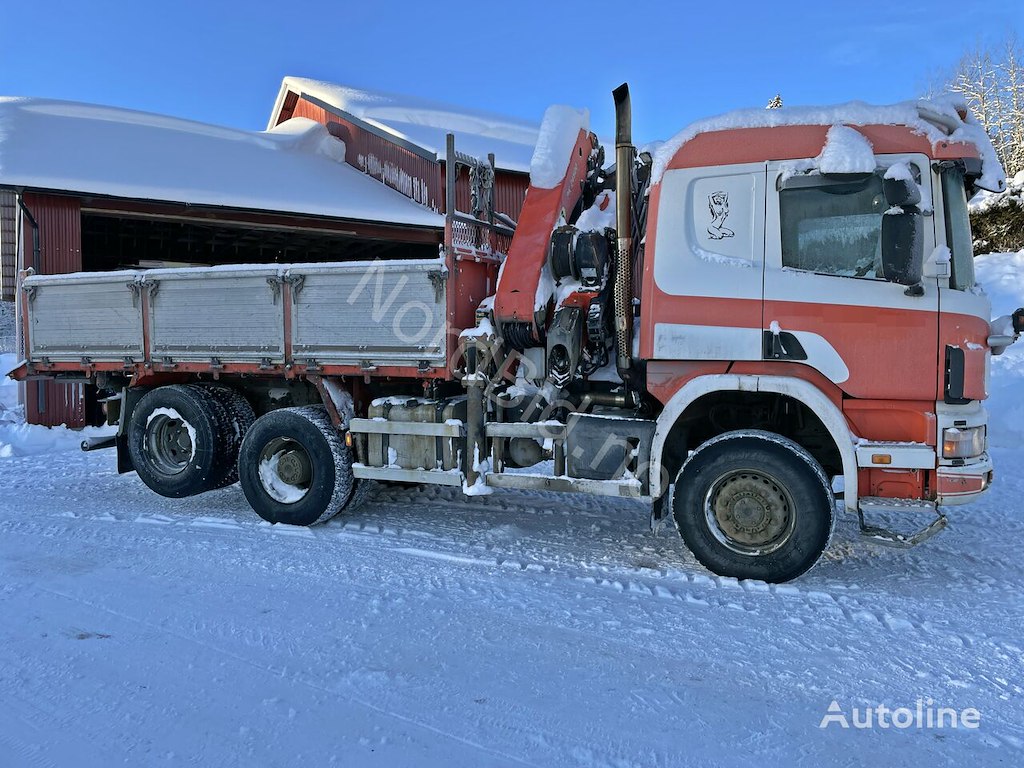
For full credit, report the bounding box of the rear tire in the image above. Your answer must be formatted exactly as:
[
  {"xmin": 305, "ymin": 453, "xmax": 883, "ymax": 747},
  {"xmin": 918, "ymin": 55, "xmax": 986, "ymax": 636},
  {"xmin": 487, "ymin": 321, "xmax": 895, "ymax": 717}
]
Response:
[
  {"xmin": 128, "ymin": 384, "xmax": 233, "ymax": 498},
  {"xmin": 200, "ymin": 384, "xmax": 256, "ymax": 488},
  {"xmin": 238, "ymin": 406, "xmax": 355, "ymax": 526},
  {"xmin": 673, "ymin": 430, "xmax": 834, "ymax": 583}
]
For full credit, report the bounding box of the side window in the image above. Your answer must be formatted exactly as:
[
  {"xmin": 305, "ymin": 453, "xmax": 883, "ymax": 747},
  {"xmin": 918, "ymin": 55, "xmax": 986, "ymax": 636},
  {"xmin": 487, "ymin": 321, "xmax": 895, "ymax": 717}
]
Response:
[
  {"xmin": 691, "ymin": 175, "xmax": 756, "ymax": 265},
  {"xmin": 940, "ymin": 167, "xmax": 976, "ymax": 290},
  {"xmin": 778, "ymin": 170, "xmax": 917, "ymax": 279}
]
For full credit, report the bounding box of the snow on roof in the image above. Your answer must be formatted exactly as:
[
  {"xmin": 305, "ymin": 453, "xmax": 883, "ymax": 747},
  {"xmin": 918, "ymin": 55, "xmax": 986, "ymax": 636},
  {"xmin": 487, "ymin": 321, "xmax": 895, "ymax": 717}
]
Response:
[
  {"xmin": 0, "ymin": 97, "xmax": 444, "ymax": 228},
  {"xmin": 650, "ymin": 97, "xmax": 1006, "ymax": 192},
  {"xmin": 272, "ymin": 77, "xmax": 540, "ymax": 173}
]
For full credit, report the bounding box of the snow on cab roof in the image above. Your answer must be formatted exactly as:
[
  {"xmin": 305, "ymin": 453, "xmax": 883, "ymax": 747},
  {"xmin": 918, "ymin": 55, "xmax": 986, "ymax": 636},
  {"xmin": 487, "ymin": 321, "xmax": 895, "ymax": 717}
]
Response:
[
  {"xmin": 650, "ymin": 97, "xmax": 1005, "ymax": 192},
  {"xmin": 272, "ymin": 77, "xmax": 540, "ymax": 173},
  {"xmin": 0, "ymin": 97, "xmax": 445, "ymax": 228}
]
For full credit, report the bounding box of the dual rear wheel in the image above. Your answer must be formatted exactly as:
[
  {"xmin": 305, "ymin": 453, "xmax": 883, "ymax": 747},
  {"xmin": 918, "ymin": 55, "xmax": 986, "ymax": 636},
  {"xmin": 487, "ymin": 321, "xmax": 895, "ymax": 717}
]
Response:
[{"xmin": 129, "ymin": 387, "xmax": 364, "ymax": 525}]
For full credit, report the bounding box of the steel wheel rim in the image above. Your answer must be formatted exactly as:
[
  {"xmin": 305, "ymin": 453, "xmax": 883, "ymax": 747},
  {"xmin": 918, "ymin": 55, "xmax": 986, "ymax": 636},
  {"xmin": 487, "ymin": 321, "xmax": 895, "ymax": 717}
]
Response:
[
  {"xmin": 703, "ymin": 469, "xmax": 796, "ymax": 556},
  {"xmin": 258, "ymin": 437, "xmax": 313, "ymax": 504},
  {"xmin": 145, "ymin": 414, "xmax": 194, "ymax": 475}
]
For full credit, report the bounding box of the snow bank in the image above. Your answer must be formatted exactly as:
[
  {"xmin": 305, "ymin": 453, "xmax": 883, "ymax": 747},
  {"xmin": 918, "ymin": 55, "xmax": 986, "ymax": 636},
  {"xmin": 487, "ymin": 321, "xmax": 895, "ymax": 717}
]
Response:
[
  {"xmin": 651, "ymin": 97, "xmax": 1006, "ymax": 190},
  {"xmin": 1, "ymin": 349, "xmax": 114, "ymax": 458},
  {"xmin": 529, "ymin": 105, "xmax": 590, "ymax": 189},
  {"xmin": 0, "ymin": 422, "xmax": 114, "ymax": 458},
  {"xmin": 272, "ymin": 77, "xmax": 540, "ymax": 172},
  {"xmin": 816, "ymin": 125, "xmax": 875, "ymax": 174},
  {"xmin": 976, "ymin": 250, "xmax": 1024, "ymax": 447},
  {"xmin": 970, "ymin": 170, "xmax": 1024, "ymax": 214},
  {"xmin": 1, "ymin": 352, "xmax": 19, "ymax": 424},
  {"xmin": 0, "ymin": 98, "xmax": 444, "ymax": 228}
]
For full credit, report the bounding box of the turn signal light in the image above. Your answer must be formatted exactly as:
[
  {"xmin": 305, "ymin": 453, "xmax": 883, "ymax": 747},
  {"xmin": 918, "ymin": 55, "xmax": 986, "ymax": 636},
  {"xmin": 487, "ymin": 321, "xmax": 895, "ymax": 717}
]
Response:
[{"xmin": 871, "ymin": 454, "xmax": 892, "ymax": 465}]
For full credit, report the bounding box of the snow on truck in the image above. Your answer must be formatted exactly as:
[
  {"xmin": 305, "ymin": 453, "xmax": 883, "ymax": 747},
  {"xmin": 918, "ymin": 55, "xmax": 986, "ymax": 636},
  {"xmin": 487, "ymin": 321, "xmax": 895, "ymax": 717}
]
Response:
[{"xmin": 10, "ymin": 85, "xmax": 1023, "ymax": 583}]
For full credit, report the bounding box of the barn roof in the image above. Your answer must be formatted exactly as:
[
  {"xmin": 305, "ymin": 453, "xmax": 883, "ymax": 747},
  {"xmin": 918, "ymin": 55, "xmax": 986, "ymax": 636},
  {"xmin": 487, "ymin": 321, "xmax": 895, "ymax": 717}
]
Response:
[
  {"xmin": 271, "ymin": 77, "xmax": 540, "ymax": 173},
  {"xmin": 0, "ymin": 97, "xmax": 445, "ymax": 228}
]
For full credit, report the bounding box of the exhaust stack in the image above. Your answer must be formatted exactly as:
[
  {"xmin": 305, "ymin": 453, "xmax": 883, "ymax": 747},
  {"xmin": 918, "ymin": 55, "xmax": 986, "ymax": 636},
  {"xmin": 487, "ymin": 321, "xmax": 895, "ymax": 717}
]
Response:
[{"xmin": 612, "ymin": 83, "xmax": 635, "ymax": 379}]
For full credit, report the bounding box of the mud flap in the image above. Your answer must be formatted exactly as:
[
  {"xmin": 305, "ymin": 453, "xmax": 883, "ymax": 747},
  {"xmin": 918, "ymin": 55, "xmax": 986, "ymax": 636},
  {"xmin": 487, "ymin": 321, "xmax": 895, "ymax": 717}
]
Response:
[{"xmin": 650, "ymin": 485, "xmax": 673, "ymax": 533}]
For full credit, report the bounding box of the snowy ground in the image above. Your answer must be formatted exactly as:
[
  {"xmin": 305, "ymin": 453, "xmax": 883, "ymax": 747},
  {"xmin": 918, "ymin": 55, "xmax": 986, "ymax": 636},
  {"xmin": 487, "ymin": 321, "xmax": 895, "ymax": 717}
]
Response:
[{"xmin": 1, "ymin": 252, "xmax": 1022, "ymax": 768}]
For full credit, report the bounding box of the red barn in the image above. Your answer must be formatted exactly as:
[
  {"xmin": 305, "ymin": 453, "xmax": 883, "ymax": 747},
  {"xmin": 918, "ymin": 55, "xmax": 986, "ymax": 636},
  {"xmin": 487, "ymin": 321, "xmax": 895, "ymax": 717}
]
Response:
[{"xmin": 0, "ymin": 80, "xmax": 539, "ymax": 426}]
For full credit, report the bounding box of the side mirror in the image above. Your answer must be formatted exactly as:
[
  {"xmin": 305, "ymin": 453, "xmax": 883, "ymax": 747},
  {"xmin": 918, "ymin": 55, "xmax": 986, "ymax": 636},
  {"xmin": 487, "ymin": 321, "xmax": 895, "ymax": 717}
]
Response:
[
  {"xmin": 881, "ymin": 208, "xmax": 924, "ymax": 286},
  {"xmin": 883, "ymin": 176, "xmax": 921, "ymax": 207}
]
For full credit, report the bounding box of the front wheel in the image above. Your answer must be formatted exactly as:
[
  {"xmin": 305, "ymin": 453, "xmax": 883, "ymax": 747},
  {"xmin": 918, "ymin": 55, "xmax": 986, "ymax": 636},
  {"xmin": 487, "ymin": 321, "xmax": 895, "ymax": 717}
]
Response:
[
  {"xmin": 238, "ymin": 406, "xmax": 356, "ymax": 526},
  {"xmin": 673, "ymin": 430, "xmax": 834, "ymax": 583}
]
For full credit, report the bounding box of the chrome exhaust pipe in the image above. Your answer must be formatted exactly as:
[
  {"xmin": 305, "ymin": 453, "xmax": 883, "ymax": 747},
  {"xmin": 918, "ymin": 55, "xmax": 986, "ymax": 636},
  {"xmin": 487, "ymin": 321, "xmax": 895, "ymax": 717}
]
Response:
[{"xmin": 612, "ymin": 83, "xmax": 635, "ymax": 379}]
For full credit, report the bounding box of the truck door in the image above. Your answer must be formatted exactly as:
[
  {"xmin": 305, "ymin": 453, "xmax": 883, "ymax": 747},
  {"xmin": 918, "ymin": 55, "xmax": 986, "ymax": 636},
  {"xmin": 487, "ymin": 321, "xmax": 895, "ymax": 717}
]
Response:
[
  {"xmin": 644, "ymin": 162, "xmax": 767, "ymax": 362},
  {"xmin": 933, "ymin": 163, "xmax": 991, "ymax": 404},
  {"xmin": 762, "ymin": 155, "xmax": 939, "ymax": 401}
]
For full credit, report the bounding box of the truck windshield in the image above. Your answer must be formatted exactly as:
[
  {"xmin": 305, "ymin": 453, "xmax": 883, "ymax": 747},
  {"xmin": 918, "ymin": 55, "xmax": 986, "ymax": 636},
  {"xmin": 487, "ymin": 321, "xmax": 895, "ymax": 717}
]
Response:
[
  {"xmin": 940, "ymin": 167, "xmax": 975, "ymax": 290},
  {"xmin": 779, "ymin": 174, "xmax": 886, "ymax": 279}
]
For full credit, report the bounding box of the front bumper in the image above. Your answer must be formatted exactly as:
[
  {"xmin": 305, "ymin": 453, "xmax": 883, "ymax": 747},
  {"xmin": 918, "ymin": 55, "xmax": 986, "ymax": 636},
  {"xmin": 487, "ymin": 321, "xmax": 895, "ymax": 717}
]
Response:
[{"xmin": 935, "ymin": 454, "xmax": 993, "ymax": 505}]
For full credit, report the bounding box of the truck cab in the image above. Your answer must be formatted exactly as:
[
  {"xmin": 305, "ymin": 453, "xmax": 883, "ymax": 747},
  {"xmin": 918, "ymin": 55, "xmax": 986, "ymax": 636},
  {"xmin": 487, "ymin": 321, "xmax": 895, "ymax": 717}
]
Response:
[{"xmin": 641, "ymin": 117, "xmax": 1000, "ymax": 521}]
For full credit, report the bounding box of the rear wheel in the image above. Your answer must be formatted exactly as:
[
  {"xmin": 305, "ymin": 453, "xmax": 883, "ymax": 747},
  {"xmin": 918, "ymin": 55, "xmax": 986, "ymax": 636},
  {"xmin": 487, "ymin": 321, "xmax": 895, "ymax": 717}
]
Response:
[
  {"xmin": 128, "ymin": 384, "xmax": 233, "ymax": 498},
  {"xmin": 238, "ymin": 406, "xmax": 356, "ymax": 526},
  {"xmin": 199, "ymin": 384, "xmax": 256, "ymax": 488},
  {"xmin": 673, "ymin": 430, "xmax": 834, "ymax": 583}
]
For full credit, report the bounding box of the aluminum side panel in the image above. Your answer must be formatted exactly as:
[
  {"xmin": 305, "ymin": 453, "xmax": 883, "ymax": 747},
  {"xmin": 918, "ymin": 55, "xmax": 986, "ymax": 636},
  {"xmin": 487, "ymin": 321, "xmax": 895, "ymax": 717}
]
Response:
[
  {"xmin": 28, "ymin": 275, "xmax": 142, "ymax": 361},
  {"xmin": 148, "ymin": 269, "xmax": 285, "ymax": 363},
  {"xmin": 290, "ymin": 264, "xmax": 447, "ymax": 367}
]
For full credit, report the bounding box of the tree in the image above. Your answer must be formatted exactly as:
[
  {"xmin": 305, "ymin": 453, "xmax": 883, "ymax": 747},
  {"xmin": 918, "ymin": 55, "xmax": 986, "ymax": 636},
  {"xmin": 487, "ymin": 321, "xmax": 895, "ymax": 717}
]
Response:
[
  {"xmin": 943, "ymin": 35, "xmax": 1024, "ymax": 178},
  {"xmin": 939, "ymin": 36, "xmax": 1024, "ymax": 253}
]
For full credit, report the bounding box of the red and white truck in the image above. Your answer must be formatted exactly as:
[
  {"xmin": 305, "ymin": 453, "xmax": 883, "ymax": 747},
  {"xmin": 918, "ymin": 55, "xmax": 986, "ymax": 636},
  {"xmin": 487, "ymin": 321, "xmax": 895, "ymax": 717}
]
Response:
[{"xmin": 11, "ymin": 85, "xmax": 1022, "ymax": 582}]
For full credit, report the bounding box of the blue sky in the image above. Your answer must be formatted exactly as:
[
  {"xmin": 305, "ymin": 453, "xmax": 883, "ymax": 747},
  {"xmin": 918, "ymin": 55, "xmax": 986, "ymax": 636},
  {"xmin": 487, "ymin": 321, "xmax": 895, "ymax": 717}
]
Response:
[{"xmin": 1, "ymin": 0, "xmax": 1020, "ymax": 144}]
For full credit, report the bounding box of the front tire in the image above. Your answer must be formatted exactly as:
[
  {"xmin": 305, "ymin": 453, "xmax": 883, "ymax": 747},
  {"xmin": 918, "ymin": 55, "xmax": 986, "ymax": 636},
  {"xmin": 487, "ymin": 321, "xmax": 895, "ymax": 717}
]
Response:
[
  {"xmin": 673, "ymin": 430, "xmax": 834, "ymax": 583},
  {"xmin": 238, "ymin": 406, "xmax": 355, "ymax": 526}
]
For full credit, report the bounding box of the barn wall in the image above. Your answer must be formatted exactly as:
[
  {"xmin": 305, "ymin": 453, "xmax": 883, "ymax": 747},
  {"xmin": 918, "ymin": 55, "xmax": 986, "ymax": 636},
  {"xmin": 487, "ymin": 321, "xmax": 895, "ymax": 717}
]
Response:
[
  {"xmin": 287, "ymin": 97, "xmax": 445, "ymax": 213},
  {"xmin": 0, "ymin": 190, "xmax": 15, "ymax": 301},
  {"xmin": 21, "ymin": 193, "xmax": 85, "ymax": 428},
  {"xmin": 493, "ymin": 173, "xmax": 529, "ymax": 223}
]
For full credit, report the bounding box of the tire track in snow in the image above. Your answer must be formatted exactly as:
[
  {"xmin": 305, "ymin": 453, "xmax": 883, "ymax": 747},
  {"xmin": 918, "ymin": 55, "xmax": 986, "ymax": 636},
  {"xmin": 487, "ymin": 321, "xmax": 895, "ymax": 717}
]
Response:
[{"xmin": 7, "ymin": 508, "xmax": 1024, "ymax": 670}]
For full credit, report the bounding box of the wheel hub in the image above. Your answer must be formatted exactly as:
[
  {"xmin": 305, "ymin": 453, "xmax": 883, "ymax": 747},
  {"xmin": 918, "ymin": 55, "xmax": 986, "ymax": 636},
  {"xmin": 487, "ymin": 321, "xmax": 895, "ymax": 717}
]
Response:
[
  {"xmin": 257, "ymin": 437, "xmax": 313, "ymax": 505},
  {"xmin": 705, "ymin": 471, "xmax": 795, "ymax": 555},
  {"xmin": 146, "ymin": 414, "xmax": 193, "ymax": 475},
  {"xmin": 276, "ymin": 449, "xmax": 311, "ymax": 485}
]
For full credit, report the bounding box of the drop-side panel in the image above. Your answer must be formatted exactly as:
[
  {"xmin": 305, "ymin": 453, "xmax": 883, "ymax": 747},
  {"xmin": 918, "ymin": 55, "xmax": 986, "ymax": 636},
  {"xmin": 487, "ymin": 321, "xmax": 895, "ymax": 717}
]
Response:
[
  {"xmin": 26, "ymin": 272, "xmax": 143, "ymax": 361},
  {"xmin": 147, "ymin": 268, "xmax": 285, "ymax": 363},
  {"xmin": 290, "ymin": 261, "xmax": 447, "ymax": 368}
]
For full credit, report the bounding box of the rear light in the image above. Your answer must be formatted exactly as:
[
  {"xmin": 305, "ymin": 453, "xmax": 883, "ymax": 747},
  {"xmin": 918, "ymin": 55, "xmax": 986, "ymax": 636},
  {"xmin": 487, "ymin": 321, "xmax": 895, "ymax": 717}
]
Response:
[{"xmin": 942, "ymin": 426, "xmax": 985, "ymax": 459}]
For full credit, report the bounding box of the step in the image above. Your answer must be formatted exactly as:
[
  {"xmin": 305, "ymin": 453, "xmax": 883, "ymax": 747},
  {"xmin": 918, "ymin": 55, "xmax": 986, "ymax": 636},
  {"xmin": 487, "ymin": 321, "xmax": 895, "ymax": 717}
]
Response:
[
  {"xmin": 485, "ymin": 472, "xmax": 643, "ymax": 498},
  {"xmin": 352, "ymin": 464, "xmax": 463, "ymax": 487}
]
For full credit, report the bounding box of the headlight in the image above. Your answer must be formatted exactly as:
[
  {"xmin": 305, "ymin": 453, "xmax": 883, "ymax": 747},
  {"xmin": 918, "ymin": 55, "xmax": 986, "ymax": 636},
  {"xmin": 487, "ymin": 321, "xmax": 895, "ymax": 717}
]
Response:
[{"xmin": 942, "ymin": 426, "xmax": 986, "ymax": 459}]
